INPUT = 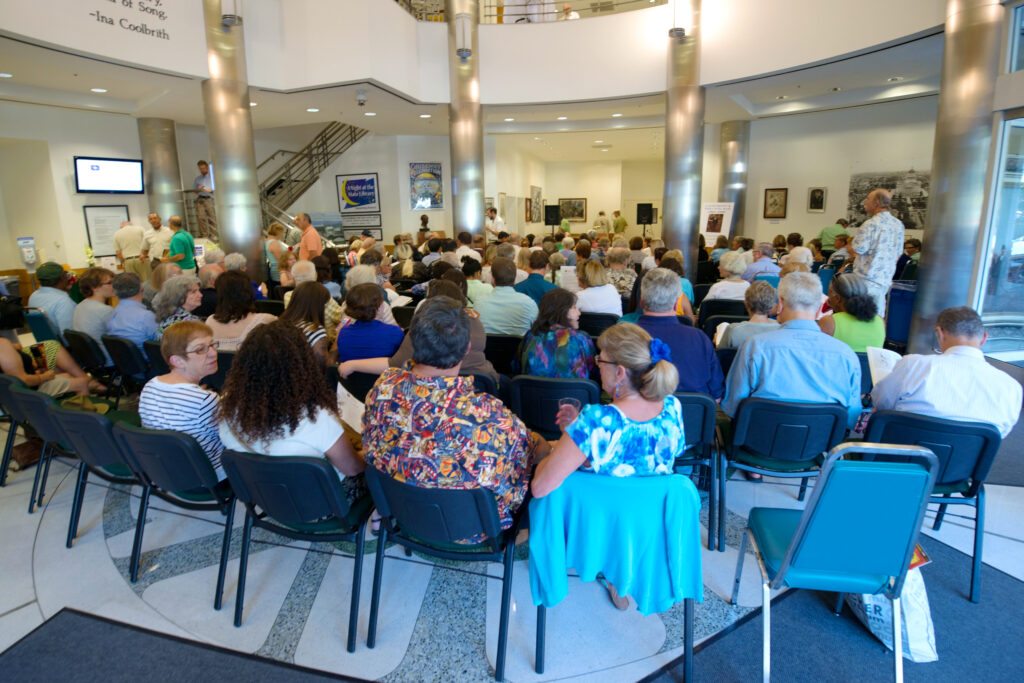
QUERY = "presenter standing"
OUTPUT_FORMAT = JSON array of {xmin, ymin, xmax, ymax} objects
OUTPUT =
[{"xmin": 193, "ymin": 160, "xmax": 216, "ymax": 239}]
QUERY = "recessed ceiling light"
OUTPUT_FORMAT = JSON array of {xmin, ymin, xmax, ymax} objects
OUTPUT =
[
  {"xmin": 594, "ymin": 139, "xmax": 604, "ymax": 144},
  {"xmin": 601, "ymin": 148, "xmax": 609, "ymax": 152},
  {"xmin": 556, "ymin": 116, "xmax": 567, "ymax": 120},
  {"xmin": 775, "ymin": 95, "xmax": 787, "ymax": 100},
  {"xmin": 249, "ymin": 102, "xmax": 258, "ymax": 107},
  {"xmin": 419, "ymin": 114, "xmax": 431, "ymax": 119},
  {"xmin": 306, "ymin": 107, "xmax": 320, "ymax": 112},
  {"xmin": 91, "ymin": 88, "xmax": 108, "ymax": 93},
  {"xmin": 830, "ymin": 87, "xmax": 842, "ymax": 92},
  {"xmin": 504, "ymin": 117, "xmax": 515, "ymax": 122},
  {"xmin": 533, "ymin": 137, "xmax": 541, "ymax": 141},
  {"xmin": 364, "ymin": 111, "xmax": 376, "ymax": 116},
  {"xmin": 888, "ymin": 76, "xmax": 904, "ymax": 83},
  {"xmin": 611, "ymin": 113, "xmax": 623, "ymax": 117},
  {"xmin": 0, "ymin": 73, "xmax": 13, "ymax": 78}
]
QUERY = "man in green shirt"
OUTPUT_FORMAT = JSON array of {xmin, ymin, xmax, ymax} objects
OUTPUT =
[
  {"xmin": 817, "ymin": 218, "xmax": 849, "ymax": 246},
  {"xmin": 166, "ymin": 215, "xmax": 197, "ymax": 275},
  {"xmin": 612, "ymin": 210, "xmax": 628, "ymax": 234}
]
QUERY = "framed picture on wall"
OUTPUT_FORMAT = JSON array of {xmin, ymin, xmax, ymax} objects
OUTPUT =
[
  {"xmin": 807, "ymin": 187, "xmax": 826, "ymax": 213},
  {"xmin": 336, "ymin": 173, "xmax": 380, "ymax": 213},
  {"xmin": 559, "ymin": 197, "xmax": 587, "ymax": 222},
  {"xmin": 83, "ymin": 204, "xmax": 130, "ymax": 257},
  {"xmin": 525, "ymin": 198, "xmax": 532, "ymax": 222},
  {"xmin": 763, "ymin": 188, "xmax": 788, "ymax": 219},
  {"xmin": 409, "ymin": 162, "xmax": 443, "ymax": 210}
]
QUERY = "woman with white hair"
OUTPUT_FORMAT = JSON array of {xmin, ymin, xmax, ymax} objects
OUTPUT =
[
  {"xmin": 703, "ymin": 251, "xmax": 750, "ymax": 301},
  {"xmin": 782, "ymin": 246, "xmax": 814, "ymax": 270},
  {"xmin": 342, "ymin": 265, "xmax": 398, "ymax": 327},
  {"xmin": 152, "ymin": 274, "xmax": 203, "ymax": 338},
  {"xmin": 285, "ymin": 261, "xmax": 344, "ymax": 343}
]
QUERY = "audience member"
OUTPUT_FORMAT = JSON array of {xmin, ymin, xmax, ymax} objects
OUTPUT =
[
  {"xmin": 514, "ymin": 250, "xmax": 557, "ymax": 305},
  {"xmin": 456, "ymin": 231, "xmax": 481, "ymax": 263},
  {"xmin": 496, "ymin": 243, "xmax": 528, "ymax": 284},
  {"xmin": 784, "ymin": 246, "xmax": 814, "ymax": 270},
  {"xmin": 279, "ymin": 281, "xmax": 333, "ymax": 363},
  {"xmin": 205, "ymin": 270, "xmax": 276, "ymax": 351},
  {"xmin": 818, "ymin": 218, "xmax": 850, "ymax": 246},
  {"xmin": 336, "ymin": 283, "xmax": 404, "ymax": 362},
  {"xmin": 828, "ymin": 234, "xmax": 851, "ymax": 266},
  {"xmin": 895, "ymin": 238, "xmax": 922, "ymax": 279},
  {"xmin": 107, "ymin": 273, "xmax": 158, "ymax": 350},
  {"xmin": 289, "ymin": 261, "xmax": 345, "ymax": 337},
  {"xmin": 606, "ymin": 247, "xmax": 637, "ymax": 296},
  {"xmin": 709, "ymin": 235, "xmax": 730, "ymax": 263},
  {"xmin": 194, "ymin": 265, "xmax": 221, "ymax": 318},
  {"xmin": 808, "ymin": 238, "xmax": 825, "ymax": 264},
  {"xmin": 871, "ymin": 306, "xmax": 1022, "ymax": 437},
  {"xmin": 0, "ymin": 337, "xmax": 91, "ymax": 396},
  {"xmin": 263, "ymin": 222, "xmax": 287, "ymax": 289},
  {"xmin": 422, "ymin": 238, "xmax": 443, "ymax": 267},
  {"xmin": 27, "ymin": 262, "xmax": 76, "ymax": 341},
  {"xmin": 575, "ymin": 239, "xmax": 593, "ymax": 263},
  {"xmin": 142, "ymin": 262, "xmax": 182, "ymax": 310},
  {"xmin": 315, "ymin": 254, "xmax": 344, "ymax": 298},
  {"xmin": 651, "ymin": 257, "xmax": 695, "ymax": 320},
  {"xmin": 704, "ymin": 251, "xmax": 750, "ymax": 301},
  {"xmin": 559, "ymin": 236, "xmax": 578, "ymax": 266},
  {"xmin": 628, "ymin": 236, "xmax": 646, "ymax": 266},
  {"xmin": 225, "ymin": 252, "xmax": 268, "ymax": 300},
  {"xmin": 851, "ymin": 188, "xmax": 905, "ymax": 316},
  {"xmin": 519, "ymin": 288, "xmax": 596, "ymax": 379},
  {"xmin": 278, "ymin": 251, "xmax": 297, "ymax": 288},
  {"xmin": 72, "ymin": 267, "xmax": 115, "ymax": 357},
  {"xmin": 741, "ymin": 243, "xmax": 782, "ymax": 282},
  {"xmin": 771, "ymin": 234, "xmax": 788, "ymax": 261},
  {"xmin": 717, "ymin": 280, "xmax": 780, "ymax": 349},
  {"xmin": 474, "ymin": 258, "xmax": 539, "ymax": 336},
  {"xmin": 575, "ymin": 260, "xmax": 623, "ymax": 315},
  {"xmin": 463, "ymin": 258, "xmax": 493, "ymax": 307},
  {"xmin": 640, "ymin": 240, "xmax": 665, "ymax": 271},
  {"xmin": 322, "ymin": 247, "xmax": 346, "ymax": 287},
  {"xmin": 392, "ymin": 243, "xmax": 428, "ymax": 284},
  {"xmin": 203, "ymin": 249, "xmax": 226, "ymax": 271},
  {"xmin": 659, "ymin": 250, "xmax": 696, "ymax": 304},
  {"xmin": 152, "ymin": 275, "xmax": 203, "ymax": 338},
  {"xmin": 817, "ymin": 273, "xmax": 884, "ymax": 352}
]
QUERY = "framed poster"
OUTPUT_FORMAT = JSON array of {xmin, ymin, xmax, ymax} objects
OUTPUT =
[
  {"xmin": 699, "ymin": 202, "xmax": 735, "ymax": 236},
  {"xmin": 342, "ymin": 214, "xmax": 382, "ymax": 228},
  {"xmin": 807, "ymin": 187, "xmax": 826, "ymax": 213},
  {"xmin": 559, "ymin": 197, "xmax": 587, "ymax": 223},
  {"xmin": 763, "ymin": 188, "xmax": 788, "ymax": 219},
  {"xmin": 83, "ymin": 204, "xmax": 130, "ymax": 257},
  {"xmin": 336, "ymin": 173, "xmax": 380, "ymax": 213},
  {"xmin": 409, "ymin": 162, "xmax": 444, "ymax": 209},
  {"xmin": 530, "ymin": 185, "xmax": 542, "ymax": 223},
  {"xmin": 525, "ymin": 198, "xmax": 532, "ymax": 222}
]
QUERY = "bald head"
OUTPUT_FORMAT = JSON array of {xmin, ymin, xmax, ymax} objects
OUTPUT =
[{"xmin": 864, "ymin": 189, "xmax": 892, "ymax": 215}]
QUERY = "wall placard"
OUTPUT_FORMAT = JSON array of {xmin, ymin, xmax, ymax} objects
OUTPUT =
[
  {"xmin": 409, "ymin": 162, "xmax": 444, "ymax": 210},
  {"xmin": 342, "ymin": 214, "xmax": 382, "ymax": 228},
  {"xmin": 699, "ymin": 202, "xmax": 735, "ymax": 236},
  {"xmin": 336, "ymin": 173, "xmax": 380, "ymax": 213},
  {"xmin": 83, "ymin": 204, "xmax": 130, "ymax": 258}
]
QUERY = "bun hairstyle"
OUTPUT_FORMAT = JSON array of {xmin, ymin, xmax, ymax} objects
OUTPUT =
[{"xmin": 597, "ymin": 323, "xmax": 678, "ymax": 402}]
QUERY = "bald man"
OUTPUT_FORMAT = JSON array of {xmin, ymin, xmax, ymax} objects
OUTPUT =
[{"xmin": 851, "ymin": 189, "xmax": 905, "ymax": 317}]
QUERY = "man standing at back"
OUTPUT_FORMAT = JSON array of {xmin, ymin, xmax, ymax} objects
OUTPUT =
[
  {"xmin": 165, "ymin": 216, "xmax": 197, "ymax": 276},
  {"xmin": 851, "ymin": 189, "xmax": 904, "ymax": 316},
  {"xmin": 193, "ymin": 160, "xmax": 216, "ymax": 239},
  {"xmin": 485, "ymin": 207, "xmax": 505, "ymax": 238},
  {"xmin": 113, "ymin": 220, "xmax": 147, "ymax": 278},
  {"xmin": 140, "ymin": 212, "xmax": 173, "ymax": 267},
  {"xmin": 475, "ymin": 258, "xmax": 538, "ymax": 336},
  {"xmin": 612, "ymin": 210, "xmax": 628, "ymax": 235},
  {"xmin": 296, "ymin": 212, "xmax": 323, "ymax": 261}
]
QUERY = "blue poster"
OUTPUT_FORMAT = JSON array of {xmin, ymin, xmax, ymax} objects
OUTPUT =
[
  {"xmin": 336, "ymin": 172, "xmax": 380, "ymax": 213},
  {"xmin": 409, "ymin": 162, "xmax": 444, "ymax": 210}
]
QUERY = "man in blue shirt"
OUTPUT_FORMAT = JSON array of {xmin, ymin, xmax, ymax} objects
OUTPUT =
[
  {"xmin": 27, "ymin": 262, "xmax": 77, "ymax": 342},
  {"xmin": 475, "ymin": 258, "xmax": 538, "ymax": 336},
  {"xmin": 722, "ymin": 271, "xmax": 861, "ymax": 428},
  {"xmin": 193, "ymin": 160, "xmax": 216, "ymax": 239},
  {"xmin": 106, "ymin": 272, "xmax": 158, "ymax": 351},
  {"xmin": 635, "ymin": 268, "xmax": 724, "ymax": 399},
  {"xmin": 514, "ymin": 250, "xmax": 557, "ymax": 305},
  {"xmin": 741, "ymin": 243, "xmax": 781, "ymax": 283}
]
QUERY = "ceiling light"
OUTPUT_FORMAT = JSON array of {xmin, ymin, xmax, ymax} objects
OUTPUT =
[
  {"xmin": 0, "ymin": 73, "xmax": 13, "ymax": 78},
  {"xmin": 91, "ymin": 88, "xmax": 108, "ymax": 93},
  {"xmin": 419, "ymin": 114, "xmax": 432, "ymax": 119},
  {"xmin": 775, "ymin": 95, "xmax": 787, "ymax": 100},
  {"xmin": 306, "ymin": 107, "xmax": 320, "ymax": 112},
  {"xmin": 830, "ymin": 87, "xmax": 841, "ymax": 92},
  {"xmin": 888, "ymin": 76, "xmax": 904, "ymax": 83},
  {"xmin": 365, "ymin": 111, "xmax": 376, "ymax": 116},
  {"xmin": 504, "ymin": 117, "xmax": 515, "ymax": 122},
  {"xmin": 594, "ymin": 139, "xmax": 604, "ymax": 144},
  {"xmin": 557, "ymin": 116, "xmax": 567, "ymax": 120},
  {"xmin": 249, "ymin": 102, "xmax": 258, "ymax": 107},
  {"xmin": 601, "ymin": 148, "xmax": 609, "ymax": 152},
  {"xmin": 611, "ymin": 113, "xmax": 623, "ymax": 118},
  {"xmin": 533, "ymin": 137, "xmax": 541, "ymax": 141}
]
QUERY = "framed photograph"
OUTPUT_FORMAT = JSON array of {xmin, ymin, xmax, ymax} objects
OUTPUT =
[
  {"xmin": 763, "ymin": 188, "xmax": 788, "ymax": 219},
  {"xmin": 525, "ymin": 198, "xmax": 532, "ymax": 222},
  {"xmin": 83, "ymin": 204, "xmax": 130, "ymax": 257},
  {"xmin": 336, "ymin": 173, "xmax": 380, "ymax": 213},
  {"xmin": 409, "ymin": 162, "xmax": 443, "ymax": 210},
  {"xmin": 559, "ymin": 197, "xmax": 587, "ymax": 223},
  {"xmin": 807, "ymin": 187, "xmax": 826, "ymax": 213}
]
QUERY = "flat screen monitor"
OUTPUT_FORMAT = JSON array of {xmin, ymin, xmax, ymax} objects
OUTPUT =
[{"xmin": 74, "ymin": 156, "xmax": 144, "ymax": 194}]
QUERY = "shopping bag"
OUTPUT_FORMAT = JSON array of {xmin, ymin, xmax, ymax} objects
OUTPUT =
[{"xmin": 845, "ymin": 567, "xmax": 938, "ymax": 662}]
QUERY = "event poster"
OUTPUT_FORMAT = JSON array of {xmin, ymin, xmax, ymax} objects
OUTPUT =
[
  {"xmin": 409, "ymin": 162, "xmax": 444, "ymax": 210},
  {"xmin": 336, "ymin": 173, "xmax": 380, "ymax": 213},
  {"xmin": 699, "ymin": 202, "xmax": 735, "ymax": 237}
]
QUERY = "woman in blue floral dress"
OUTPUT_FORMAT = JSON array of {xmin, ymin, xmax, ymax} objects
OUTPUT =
[{"xmin": 518, "ymin": 288, "xmax": 596, "ymax": 379}]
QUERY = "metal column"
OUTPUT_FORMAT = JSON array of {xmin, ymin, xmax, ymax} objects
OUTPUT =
[
  {"xmin": 908, "ymin": 0, "xmax": 1004, "ymax": 353},
  {"xmin": 446, "ymin": 0, "xmax": 485, "ymax": 238},
  {"xmin": 200, "ymin": 0, "xmax": 263, "ymax": 277},
  {"xmin": 662, "ymin": 0, "xmax": 705, "ymax": 280},
  {"xmin": 137, "ymin": 118, "xmax": 184, "ymax": 224},
  {"xmin": 718, "ymin": 120, "xmax": 749, "ymax": 240}
]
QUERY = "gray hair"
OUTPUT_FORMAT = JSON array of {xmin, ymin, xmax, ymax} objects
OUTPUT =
[
  {"xmin": 561, "ymin": 236, "xmax": 575, "ymax": 249},
  {"xmin": 495, "ymin": 243, "xmax": 516, "ymax": 260},
  {"xmin": 204, "ymin": 249, "xmax": 225, "ymax": 266},
  {"xmin": 936, "ymin": 306, "xmax": 984, "ymax": 339},
  {"xmin": 745, "ymin": 280, "xmax": 777, "ymax": 316},
  {"xmin": 607, "ymin": 247, "xmax": 631, "ymax": 266},
  {"xmin": 224, "ymin": 252, "xmax": 247, "ymax": 271},
  {"xmin": 198, "ymin": 265, "xmax": 220, "ymax": 289},
  {"xmin": 345, "ymin": 264, "xmax": 378, "ymax": 290},
  {"xmin": 152, "ymin": 275, "xmax": 200, "ymax": 321},
  {"xmin": 509, "ymin": 233, "xmax": 522, "ymax": 245},
  {"xmin": 778, "ymin": 272, "xmax": 822, "ymax": 312},
  {"xmin": 831, "ymin": 272, "xmax": 871, "ymax": 300},
  {"xmin": 719, "ymin": 251, "xmax": 747, "ymax": 276},
  {"xmin": 787, "ymin": 246, "xmax": 813, "ymax": 267},
  {"xmin": 756, "ymin": 242, "xmax": 774, "ymax": 257},
  {"xmin": 292, "ymin": 260, "xmax": 316, "ymax": 284},
  {"xmin": 612, "ymin": 238, "xmax": 629, "ymax": 249},
  {"xmin": 112, "ymin": 272, "xmax": 142, "ymax": 300},
  {"xmin": 641, "ymin": 268, "xmax": 682, "ymax": 313}
]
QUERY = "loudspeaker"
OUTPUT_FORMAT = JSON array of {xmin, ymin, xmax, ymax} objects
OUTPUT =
[
  {"xmin": 637, "ymin": 203, "xmax": 653, "ymax": 225},
  {"xmin": 544, "ymin": 205, "xmax": 561, "ymax": 226}
]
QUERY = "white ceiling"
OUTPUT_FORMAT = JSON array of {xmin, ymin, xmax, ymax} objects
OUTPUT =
[{"xmin": 0, "ymin": 31, "xmax": 942, "ymax": 162}]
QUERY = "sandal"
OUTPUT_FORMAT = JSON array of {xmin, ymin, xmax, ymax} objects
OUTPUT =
[
  {"xmin": 370, "ymin": 510, "xmax": 381, "ymax": 536},
  {"xmin": 597, "ymin": 574, "xmax": 629, "ymax": 610}
]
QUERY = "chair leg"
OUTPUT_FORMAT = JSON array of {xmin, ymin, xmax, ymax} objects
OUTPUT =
[
  {"xmin": 0, "ymin": 421, "xmax": 17, "ymax": 486},
  {"xmin": 707, "ymin": 449, "xmax": 718, "ymax": 552},
  {"xmin": 762, "ymin": 580, "xmax": 771, "ymax": 683},
  {"xmin": 214, "ymin": 497, "xmax": 236, "ymax": 610},
  {"xmin": 731, "ymin": 529, "xmax": 749, "ymax": 605},
  {"xmin": 932, "ymin": 494, "xmax": 951, "ymax": 531},
  {"xmin": 797, "ymin": 477, "xmax": 808, "ymax": 502},
  {"xmin": 367, "ymin": 526, "xmax": 387, "ymax": 649},
  {"xmin": 684, "ymin": 598, "xmax": 694, "ymax": 682},
  {"xmin": 718, "ymin": 452, "xmax": 727, "ymax": 551},
  {"xmin": 28, "ymin": 443, "xmax": 50, "ymax": 514},
  {"xmin": 66, "ymin": 464, "xmax": 89, "ymax": 548},
  {"xmin": 233, "ymin": 513, "xmax": 253, "ymax": 627},
  {"xmin": 37, "ymin": 443, "xmax": 57, "ymax": 508},
  {"xmin": 970, "ymin": 489, "xmax": 984, "ymax": 603},
  {"xmin": 891, "ymin": 595, "xmax": 903, "ymax": 683},
  {"xmin": 129, "ymin": 485, "xmax": 151, "ymax": 582},
  {"xmin": 833, "ymin": 592, "xmax": 846, "ymax": 615},
  {"xmin": 535, "ymin": 605, "xmax": 546, "ymax": 674},
  {"xmin": 347, "ymin": 519, "xmax": 366, "ymax": 653},
  {"xmin": 495, "ymin": 542, "xmax": 515, "ymax": 681}
]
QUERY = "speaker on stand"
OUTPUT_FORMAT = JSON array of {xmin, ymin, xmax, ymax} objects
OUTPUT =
[
  {"xmin": 636, "ymin": 203, "xmax": 653, "ymax": 239},
  {"xmin": 544, "ymin": 205, "xmax": 561, "ymax": 237}
]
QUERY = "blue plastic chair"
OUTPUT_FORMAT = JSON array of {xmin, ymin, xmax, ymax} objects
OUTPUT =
[
  {"xmin": 25, "ymin": 309, "xmax": 61, "ymax": 343},
  {"xmin": 817, "ymin": 267, "xmax": 836, "ymax": 294},
  {"xmin": 731, "ymin": 442, "xmax": 937, "ymax": 683},
  {"xmin": 754, "ymin": 274, "xmax": 780, "ymax": 288}
]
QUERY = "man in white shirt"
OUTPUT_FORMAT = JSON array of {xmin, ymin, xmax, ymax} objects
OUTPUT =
[
  {"xmin": 485, "ymin": 207, "xmax": 505, "ymax": 238},
  {"xmin": 455, "ymin": 231, "xmax": 481, "ymax": 263},
  {"xmin": 113, "ymin": 220, "xmax": 147, "ymax": 277},
  {"xmin": 140, "ymin": 212, "xmax": 173, "ymax": 265},
  {"xmin": 851, "ymin": 189, "xmax": 905, "ymax": 316},
  {"xmin": 872, "ymin": 306, "xmax": 1022, "ymax": 438}
]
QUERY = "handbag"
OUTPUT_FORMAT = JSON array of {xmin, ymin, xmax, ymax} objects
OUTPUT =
[{"xmin": 0, "ymin": 295, "xmax": 25, "ymax": 330}]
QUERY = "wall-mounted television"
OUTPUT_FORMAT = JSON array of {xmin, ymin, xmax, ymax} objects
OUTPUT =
[{"xmin": 74, "ymin": 156, "xmax": 144, "ymax": 194}]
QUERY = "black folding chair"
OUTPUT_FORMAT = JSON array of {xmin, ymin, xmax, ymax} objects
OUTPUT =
[
  {"xmin": 254, "ymin": 299, "xmax": 285, "ymax": 316},
  {"xmin": 64, "ymin": 330, "xmax": 118, "ymax": 398},
  {"xmin": 696, "ymin": 299, "xmax": 747, "ymax": 333},
  {"xmin": 143, "ymin": 340, "xmax": 171, "ymax": 376},
  {"xmin": 865, "ymin": 411, "xmax": 1002, "ymax": 603},
  {"xmin": 102, "ymin": 334, "xmax": 152, "ymax": 403},
  {"xmin": 392, "ymin": 305, "xmax": 417, "ymax": 330},
  {"xmin": 49, "ymin": 405, "xmax": 139, "ymax": 548},
  {"xmin": 463, "ymin": 372, "xmax": 501, "ymax": 401},
  {"xmin": 340, "ymin": 371, "xmax": 379, "ymax": 404},
  {"xmin": 692, "ymin": 283, "xmax": 712, "ymax": 307},
  {"xmin": 484, "ymin": 334, "xmax": 523, "ymax": 378},
  {"xmin": 9, "ymin": 386, "xmax": 73, "ymax": 514},
  {"xmin": 508, "ymin": 376, "xmax": 600, "ymax": 440},
  {"xmin": 25, "ymin": 309, "xmax": 61, "ymax": 343},
  {"xmin": 696, "ymin": 260, "xmax": 719, "ymax": 285},
  {"xmin": 702, "ymin": 314, "xmax": 748, "ymax": 341},
  {"xmin": 674, "ymin": 392, "xmax": 719, "ymax": 550},
  {"xmin": 719, "ymin": 398, "xmax": 849, "ymax": 551},
  {"xmin": 202, "ymin": 350, "xmax": 235, "ymax": 393},
  {"xmin": 0, "ymin": 374, "xmax": 28, "ymax": 488},
  {"xmin": 577, "ymin": 313, "xmax": 619, "ymax": 338},
  {"xmin": 272, "ymin": 285, "xmax": 294, "ymax": 301},
  {"xmin": 112, "ymin": 422, "xmax": 236, "ymax": 609},
  {"xmin": 220, "ymin": 450, "xmax": 373, "ymax": 649},
  {"xmin": 325, "ymin": 364, "xmax": 341, "ymax": 395},
  {"xmin": 364, "ymin": 467, "xmax": 533, "ymax": 681},
  {"xmin": 677, "ymin": 315, "xmax": 694, "ymax": 327},
  {"xmin": 715, "ymin": 347, "xmax": 738, "ymax": 377}
]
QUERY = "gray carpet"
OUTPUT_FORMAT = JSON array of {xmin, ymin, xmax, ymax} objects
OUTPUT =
[
  {"xmin": 645, "ymin": 537, "xmax": 1024, "ymax": 682},
  {"xmin": 986, "ymin": 358, "xmax": 1024, "ymax": 487},
  {"xmin": 0, "ymin": 609, "xmax": 365, "ymax": 682}
]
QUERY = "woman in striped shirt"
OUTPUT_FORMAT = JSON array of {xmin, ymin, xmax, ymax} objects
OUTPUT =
[{"xmin": 279, "ymin": 281, "xmax": 332, "ymax": 364}]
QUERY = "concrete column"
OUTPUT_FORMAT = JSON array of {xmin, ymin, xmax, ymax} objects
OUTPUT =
[
  {"xmin": 908, "ymin": 0, "xmax": 1005, "ymax": 353},
  {"xmin": 200, "ymin": 0, "xmax": 262, "ymax": 277},
  {"xmin": 662, "ymin": 0, "xmax": 705, "ymax": 280},
  {"xmin": 718, "ymin": 120, "xmax": 749, "ymax": 239},
  {"xmin": 137, "ymin": 118, "xmax": 184, "ymax": 224},
  {"xmin": 446, "ymin": 0, "xmax": 485, "ymax": 238}
]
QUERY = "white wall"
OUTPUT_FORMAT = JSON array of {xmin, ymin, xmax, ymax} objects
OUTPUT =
[
  {"xmin": 492, "ymin": 138, "xmax": 546, "ymax": 234},
  {"xmin": 0, "ymin": 140, "xmax": 64, "ymax": 270}
]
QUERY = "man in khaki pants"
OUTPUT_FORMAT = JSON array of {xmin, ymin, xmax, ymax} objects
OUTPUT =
[{"xmin": 113, "ymin": 221, "xmax": 149, "ymax": 278}]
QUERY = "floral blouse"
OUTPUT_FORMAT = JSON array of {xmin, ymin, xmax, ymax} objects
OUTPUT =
[
  {"xmin": 156, "ymin": 307, "xmax": 201, "ymax": 338},
  {"xmin": 518, "ymin": 326, "xmax": 596, "ymax": 379}
]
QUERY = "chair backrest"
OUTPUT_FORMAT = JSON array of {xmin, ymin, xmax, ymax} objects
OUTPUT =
[
  {"xmin": 64, "ymin": 330, "xmax": 109, "ymax": 371},
  {"xmin": 101, "ymin": 335, "xmax": 150, "ymax": 379},
  {"xmin": 143, "ymin": 340, "xmax": 171, "ymax": 376},
  {"xmin": 484, "ymin": 334, "xmax": 523, "ymax": 377},
  {"xmin": 696, "ymin": 299, "xmax": 747, "ymax": 331},
  {"xmin": 0, "ymin": 374, "xmax": 29, "ymax": 422},
  {"xmin": 509, "ymin": 375, "xmax": 600, "ymax": 439},
  {"xmin": 774, "ymin": 442, "xmax": 937, "ymax": 598},
  {"xmin": 577, "ymin": 312, "xmax": 619, "ymax": 338},
  {"xmin": 364, "ymin": 466, "xmax": 504, "ymax": 553},
  {"xmin": 864, "ymin": 410, "xmax": 1001, "ymax": 498},
  {"xmin": 702, "ymin": 314, "xmax": 748, "ymax": 340},
  {"xmin": 676, "ymin": 315, "xmax": 694, "ymax": 327},
  {"xmin": 202, "ymin": 350, "xmax": 235, "ymax": 393},
  {"xmin": 112, "ymin": 422, "xmax": 222, "ymax": 494},
  {"xmin": 272, "ymin": 285, "xmax": 294, "ymax": 301},
  {"xmin": 220, "ymin": 450, "xmax": 350, "ymax": 526},
  {"xmin": 254, "ymin": 299, "xmax": 285, "ymax": 316},
  {"xmin": 754, "ymin": 274, "xmax": 780, "ymax": 288},
  {"xmin": 325, "ymin": 364, "xmax": 340, "ymax": 395},
  {"xmin": 818, "ymin": 267, "xmax": 836, "ymax": 293},
  {"xmin": 885, "ymin": 283, "xmax": 917, "ymax": 346},
  {"xmin": 464, "ymin": 372, "xmax": 500, "ymax": 399},
  {"xmin": 9, "ymin": 386, "xmax": 66, "ymax": 444},
  {"xmin": 901, "ymin": 261, "xmax": 919, "ymax": 281},
  {"xmin": 674, "ymin": 393, "xmax": 716, "ymax": 452},
  {"xmin": 340, "ymin": 371, "xmax": 379, "ymax": 403},
  {"xmin": 696, "ymin": 261, "xmax": 718, "ymax": 285},
  {"xmin": 620, "ymin": 295, "xmax": 632, "ymax": 315},
  {"xmin": 49, "ymin": 405, "xmax": 133, "ymax": 473},
  {"xmin": 392, "ymin": 305, "xmax": 417, "ymax": 330},
  {"xmin": 692, "ymin": 283, "xmax": 712, "ymax": 307},
  {"xmin": 25, "ymin": 310, "xmax": 60, "ymax": 343},
  {"xmin": 716, "ymin": 347, "xmax": 738, "ymax": 377},
  {"xmin": 855, "ymin": 352, "xmax": 872, "ymax": 396},
  {"xmin": 731, "ymin": 398, "xmax": 849, "ymax": 463}
]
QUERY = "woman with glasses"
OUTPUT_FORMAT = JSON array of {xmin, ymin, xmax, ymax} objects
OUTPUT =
[
  {"xmin": 138, "ymin": 321, "xmax": 226, "ymax": 480},
  {"xmin": 152, "ymin": 275, "xmax": 203, "ymax": 339}
]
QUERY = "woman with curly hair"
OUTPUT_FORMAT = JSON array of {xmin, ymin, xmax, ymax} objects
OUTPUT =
[
  {"xmin": 218, "ymin": 321, "xmax": 366, "ymax": 501},
  {"xmin": 817, "ymin": 272, "xmax": 885, "ymax": 351},
  {"xmin": 152, "ymin": 274, "xmax": 203, "ymax": 338},
  {"xmin": 279, "ymin": 281, "xmax": 333, "ymax": 363},
  {"xmin": 204, "ymin": 270, "xmax": 276, "ymax": 351}
]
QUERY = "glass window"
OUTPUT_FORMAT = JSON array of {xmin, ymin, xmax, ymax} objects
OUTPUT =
[{"xmin": 1014, "ymin": 5, "xmax": 1024, "ymax": 72}]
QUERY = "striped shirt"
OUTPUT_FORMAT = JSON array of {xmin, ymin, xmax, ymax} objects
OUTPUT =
[
  {"xmin": 297, "ymin": 322, "xmax": 327, "ymax": 349},
  {"xmin": 139, "ymin": 377, "xmax": 226, "ymax": 480}
]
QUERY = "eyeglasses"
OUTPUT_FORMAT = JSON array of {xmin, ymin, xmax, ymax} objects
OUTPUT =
[
  {"xmin": 185, "ymin": 341, "xmax": 220, "ymax": 356},
  {"xmin": 596, "ymin": 358, "xmax": 618, "ymax": 366}
]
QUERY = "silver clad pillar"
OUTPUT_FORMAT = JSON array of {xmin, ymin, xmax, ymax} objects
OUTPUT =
[
  {"xmin": 718, "ymin": 120, "xmax": 749, "ymax": 239},
  {"xmin": 200, "ymin": 0, "xmax": 262, "ymax": 277},
  {"xmin": 908, "ymin": 0, "xmax": 1004, "ymax": 353},
  {"xmin": 446, "ymin": 0, "xmax": 484, "ymax": 237},
  {"xmin": 137, "ymin": 118, "xmax": 184, "ymax": 223},
  {"xmin": 662, "ymin": 0, "xmax": 705, "ymax": 280}
]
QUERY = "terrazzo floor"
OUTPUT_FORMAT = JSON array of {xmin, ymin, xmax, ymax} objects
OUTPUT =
[{"xmin": 1, "ymin": 420, "xmax": 1021, "ymax": 681}]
